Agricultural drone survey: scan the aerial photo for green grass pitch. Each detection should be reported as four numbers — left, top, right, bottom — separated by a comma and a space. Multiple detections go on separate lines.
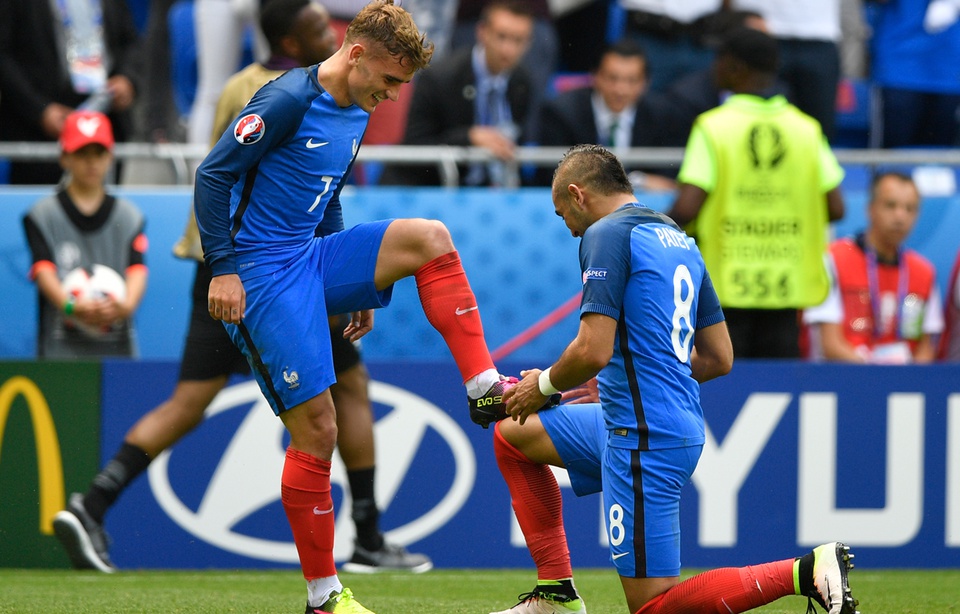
1, 568, 958, 613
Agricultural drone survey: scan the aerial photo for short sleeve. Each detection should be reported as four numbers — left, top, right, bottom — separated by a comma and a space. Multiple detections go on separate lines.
818, 136, 845, 193
677, 123, 716, 192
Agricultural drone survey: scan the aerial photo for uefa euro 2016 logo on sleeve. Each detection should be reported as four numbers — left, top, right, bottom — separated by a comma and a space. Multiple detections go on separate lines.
583, 268, 608, 284
234, 114, 265, 145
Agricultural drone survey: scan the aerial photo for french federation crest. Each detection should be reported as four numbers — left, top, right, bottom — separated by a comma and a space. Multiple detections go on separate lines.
235, 114, 265, 145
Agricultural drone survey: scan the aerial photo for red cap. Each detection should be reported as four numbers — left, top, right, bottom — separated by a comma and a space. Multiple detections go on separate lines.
60, 111, 114, 153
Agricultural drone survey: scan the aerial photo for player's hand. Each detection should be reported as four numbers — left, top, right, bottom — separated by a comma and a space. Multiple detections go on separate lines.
343, 309, 373, 341
503, 369, 548, 425
208, 274, 245, 323
561, 377, 599, 404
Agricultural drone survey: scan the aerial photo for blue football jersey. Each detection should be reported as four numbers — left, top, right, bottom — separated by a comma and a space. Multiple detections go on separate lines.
579, 203, 725, 450
194, 64, 368, 279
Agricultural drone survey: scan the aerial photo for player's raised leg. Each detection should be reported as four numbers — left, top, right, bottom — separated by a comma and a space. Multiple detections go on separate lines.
372, 218, 558, 426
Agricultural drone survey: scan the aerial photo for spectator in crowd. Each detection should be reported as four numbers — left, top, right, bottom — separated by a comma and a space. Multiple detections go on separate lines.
21, 111, 147, 358
867, 0, 960, 148
840, 0, 870, 79
662, 9, 771, 145
732, 0, 842, 141
617, 0, 725, 92
405, 0, 461, 56
939, 246, 960, 360
668, 27, 845, 358
533, 39, 680, 189
0, 0, 140, 185
451, 0, 559, 137
138, 0, 181, 143
492, 143, 857, 614
186, 0, 267, 154
380, 0, 536, 187
554, 0, 610, 72
51, 0, 431, 576
805, 172, 944, 364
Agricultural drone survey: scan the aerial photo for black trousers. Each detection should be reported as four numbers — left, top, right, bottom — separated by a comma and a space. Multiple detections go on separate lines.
723, 307, 800, 359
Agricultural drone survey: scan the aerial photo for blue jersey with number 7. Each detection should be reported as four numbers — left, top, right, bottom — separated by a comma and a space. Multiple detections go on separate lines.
578, 203, 725, 451
195, 64, 368, 281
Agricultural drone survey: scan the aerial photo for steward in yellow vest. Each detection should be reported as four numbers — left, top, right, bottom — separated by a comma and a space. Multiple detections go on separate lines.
668, 27, 845, 357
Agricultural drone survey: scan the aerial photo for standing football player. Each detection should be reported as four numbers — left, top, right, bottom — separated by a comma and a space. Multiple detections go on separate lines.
193, 1, 556, 612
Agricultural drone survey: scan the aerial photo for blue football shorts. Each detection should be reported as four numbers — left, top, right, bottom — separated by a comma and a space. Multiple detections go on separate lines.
226, 219, 394, 415
541, 402, 702, 578
602, 443, 702, 578
539, 402, 605, 497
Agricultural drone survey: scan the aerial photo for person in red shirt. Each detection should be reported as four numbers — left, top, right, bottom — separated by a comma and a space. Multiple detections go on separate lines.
804, 171, 944, 363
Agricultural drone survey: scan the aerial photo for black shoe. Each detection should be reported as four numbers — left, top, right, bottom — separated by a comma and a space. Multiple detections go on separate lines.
467, 375, 560, 428
341, 541, 433, 573
469, 375, 562, 428
52, 493, 116, 572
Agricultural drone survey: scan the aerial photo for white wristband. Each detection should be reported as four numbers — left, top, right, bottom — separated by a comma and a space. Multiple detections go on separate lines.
538, 367, 560, 396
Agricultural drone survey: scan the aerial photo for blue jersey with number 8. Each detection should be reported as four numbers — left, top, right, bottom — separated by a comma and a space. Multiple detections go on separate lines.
579, 203, 724, 450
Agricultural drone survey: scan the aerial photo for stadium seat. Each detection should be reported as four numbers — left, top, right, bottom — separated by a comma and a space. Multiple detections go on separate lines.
834, 77, 871, 149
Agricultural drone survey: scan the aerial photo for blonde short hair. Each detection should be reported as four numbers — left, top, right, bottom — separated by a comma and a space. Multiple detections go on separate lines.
345, 0, 434, 71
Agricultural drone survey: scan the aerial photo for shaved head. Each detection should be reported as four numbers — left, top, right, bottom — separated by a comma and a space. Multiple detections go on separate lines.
552, 144, 633, 202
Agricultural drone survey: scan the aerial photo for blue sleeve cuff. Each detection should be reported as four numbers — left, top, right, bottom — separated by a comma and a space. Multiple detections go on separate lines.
208, 255, 238, 277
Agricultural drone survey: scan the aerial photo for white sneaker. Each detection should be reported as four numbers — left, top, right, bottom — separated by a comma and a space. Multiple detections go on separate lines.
806, 542, 859, 614
490, 587, 586, 614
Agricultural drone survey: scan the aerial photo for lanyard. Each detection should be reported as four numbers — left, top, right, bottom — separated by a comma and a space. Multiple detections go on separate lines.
866, 246, 909, 339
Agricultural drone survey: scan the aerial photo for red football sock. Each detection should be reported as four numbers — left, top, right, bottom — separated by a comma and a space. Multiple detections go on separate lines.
635, 559, 795, 614
494, 424, 572, 580
281, 447, 337, 580
415, 251, 495, 382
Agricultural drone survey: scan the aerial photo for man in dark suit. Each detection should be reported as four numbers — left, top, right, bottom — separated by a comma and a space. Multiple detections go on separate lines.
381, 0, 536, 187
0, 0, 141, 185
533, 39, 681, 189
